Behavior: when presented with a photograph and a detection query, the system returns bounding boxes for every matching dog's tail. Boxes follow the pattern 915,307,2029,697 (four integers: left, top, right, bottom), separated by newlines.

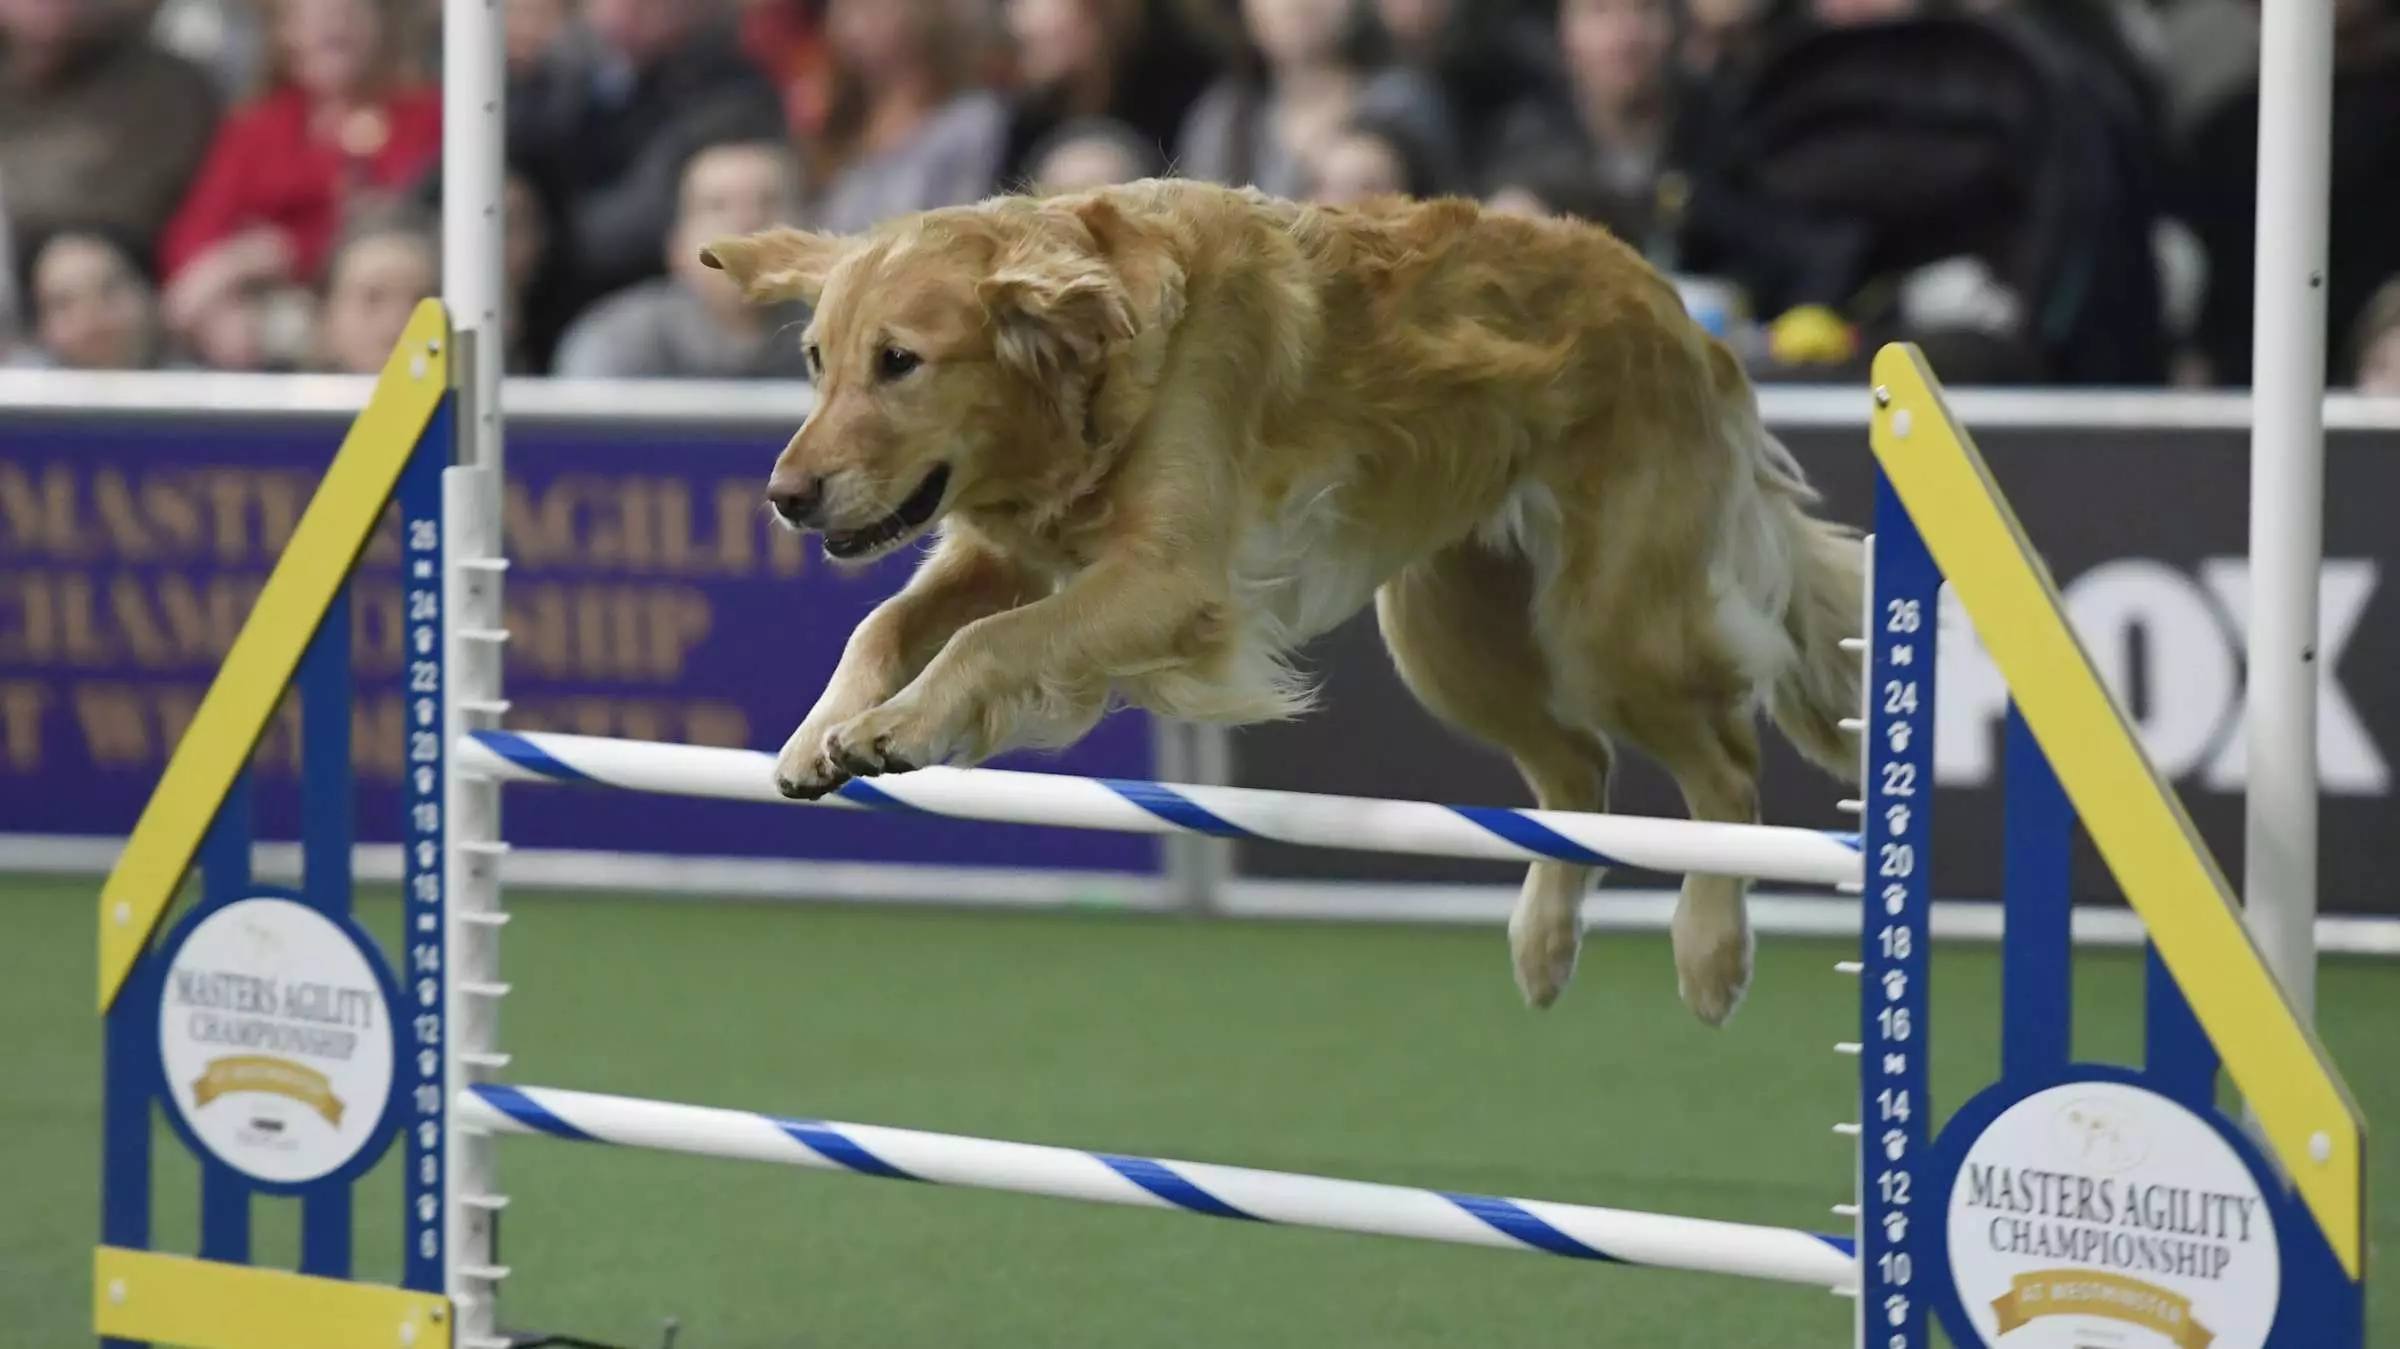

1768,495,1866,782
1712,342,1865,781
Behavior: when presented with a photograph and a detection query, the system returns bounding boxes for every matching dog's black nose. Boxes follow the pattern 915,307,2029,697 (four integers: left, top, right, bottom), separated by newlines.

768,475,825,527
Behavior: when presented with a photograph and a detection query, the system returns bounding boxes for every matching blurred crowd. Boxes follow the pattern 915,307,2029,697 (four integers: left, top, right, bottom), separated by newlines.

2,0,2397,389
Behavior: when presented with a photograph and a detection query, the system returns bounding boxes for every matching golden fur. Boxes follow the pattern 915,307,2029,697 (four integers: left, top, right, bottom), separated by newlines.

700,178,1863,1025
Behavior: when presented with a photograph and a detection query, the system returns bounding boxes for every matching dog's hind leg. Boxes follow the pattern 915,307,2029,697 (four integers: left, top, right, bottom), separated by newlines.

1604,696,1765,1027
1529,498,1770,1026
1375,540,1615,1009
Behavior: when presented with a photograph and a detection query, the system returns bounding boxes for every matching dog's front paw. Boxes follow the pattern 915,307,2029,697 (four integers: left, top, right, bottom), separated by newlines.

822,699,956,780
773,721,852,801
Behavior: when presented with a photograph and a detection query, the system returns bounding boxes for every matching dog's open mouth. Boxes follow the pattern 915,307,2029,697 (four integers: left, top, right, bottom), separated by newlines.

822,463,952,560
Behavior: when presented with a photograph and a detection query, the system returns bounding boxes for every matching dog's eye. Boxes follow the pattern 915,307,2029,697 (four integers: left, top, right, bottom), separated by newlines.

804,343,822,376
877,347,922,381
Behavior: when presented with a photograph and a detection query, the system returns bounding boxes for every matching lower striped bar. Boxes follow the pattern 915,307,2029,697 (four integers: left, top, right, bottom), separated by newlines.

459,1083,1854,1289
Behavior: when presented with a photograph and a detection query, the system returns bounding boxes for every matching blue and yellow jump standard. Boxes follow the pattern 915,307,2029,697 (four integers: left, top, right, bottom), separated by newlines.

1862,343,2365,1349
95,301,456,1349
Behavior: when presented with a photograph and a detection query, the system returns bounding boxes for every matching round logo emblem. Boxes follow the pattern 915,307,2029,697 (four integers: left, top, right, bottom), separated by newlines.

158,896,398,1186
1944,1080,2279,1349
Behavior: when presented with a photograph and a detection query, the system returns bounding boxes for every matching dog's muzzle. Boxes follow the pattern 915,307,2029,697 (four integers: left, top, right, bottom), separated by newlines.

819,463,953,560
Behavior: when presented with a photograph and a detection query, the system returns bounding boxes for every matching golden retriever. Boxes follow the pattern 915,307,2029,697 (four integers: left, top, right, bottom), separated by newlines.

699,178,1862,1025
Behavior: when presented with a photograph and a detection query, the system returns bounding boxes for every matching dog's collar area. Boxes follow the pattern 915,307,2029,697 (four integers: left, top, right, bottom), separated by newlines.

824,462,953,559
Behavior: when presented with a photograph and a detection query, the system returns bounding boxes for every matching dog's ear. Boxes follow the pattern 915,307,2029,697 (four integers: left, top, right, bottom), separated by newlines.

1063,196,1187,348
978,254,1136,385
698,228,848,306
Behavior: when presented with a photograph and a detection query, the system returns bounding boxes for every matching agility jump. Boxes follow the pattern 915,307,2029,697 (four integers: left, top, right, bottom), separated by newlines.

86,309,2364,1349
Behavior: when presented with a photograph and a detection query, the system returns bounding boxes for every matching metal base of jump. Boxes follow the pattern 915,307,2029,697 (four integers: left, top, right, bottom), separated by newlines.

458,730,1865,888
459,1083,1858,1289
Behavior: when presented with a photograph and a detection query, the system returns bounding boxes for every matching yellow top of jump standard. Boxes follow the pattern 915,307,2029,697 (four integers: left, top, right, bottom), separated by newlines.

95,300,451,1014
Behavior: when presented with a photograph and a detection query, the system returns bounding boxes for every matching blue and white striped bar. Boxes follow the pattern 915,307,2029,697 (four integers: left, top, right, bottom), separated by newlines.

458,1083,1858,1288
457,731,1863,887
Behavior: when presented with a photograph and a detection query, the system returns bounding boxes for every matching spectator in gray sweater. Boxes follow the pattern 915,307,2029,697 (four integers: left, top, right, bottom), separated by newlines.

804,0,1009,235
551,138,811,380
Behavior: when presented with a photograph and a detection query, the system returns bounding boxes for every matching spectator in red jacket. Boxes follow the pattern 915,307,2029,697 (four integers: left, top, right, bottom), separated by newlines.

158,0,438,368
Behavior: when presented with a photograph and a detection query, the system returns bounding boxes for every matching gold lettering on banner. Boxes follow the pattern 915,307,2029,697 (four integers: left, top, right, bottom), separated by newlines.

576,586,629,675
0,681,48,770
489,473,813,576
50,683,752,775
647,587,712,679
614,700,668,743
1988,1270,2213,1349
712,480,760,574
153,574,261,663
191,1055,345,1125
59,572,114,663
654,480,698,573
553,697,617,738
0,571,49,661
603,480,655,570
684,701,749,748
502,583,717,681
200,471,256,564
0,466,333,565
92,471,157,560
508,584,568,677
0,571,275,669
72,683,152,765
105,575,171,666
506,478,579,568
142,471,206,556
0,463,80,558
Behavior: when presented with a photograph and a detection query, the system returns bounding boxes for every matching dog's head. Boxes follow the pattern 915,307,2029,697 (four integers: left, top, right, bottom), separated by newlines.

701,194,1182,563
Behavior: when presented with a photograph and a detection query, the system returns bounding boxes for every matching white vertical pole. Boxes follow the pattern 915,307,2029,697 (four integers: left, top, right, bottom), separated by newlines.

443,0,506,477
1153,720,1234,911
2242,0,2335,1020
440,1,509,1345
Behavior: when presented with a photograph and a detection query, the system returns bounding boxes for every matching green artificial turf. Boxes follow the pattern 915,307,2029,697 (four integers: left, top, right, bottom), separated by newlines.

3,875,2393,1347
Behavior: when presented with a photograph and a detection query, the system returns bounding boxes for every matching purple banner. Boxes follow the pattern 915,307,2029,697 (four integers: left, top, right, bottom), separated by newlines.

0,414,1158,873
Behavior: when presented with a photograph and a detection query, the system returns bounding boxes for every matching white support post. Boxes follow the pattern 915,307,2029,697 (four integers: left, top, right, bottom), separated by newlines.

441,470,511,1349
1846,530,1875,1349
440,0,509,1341
1153,719,1233,912
2243,0,2335,1019
442,0,506,479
